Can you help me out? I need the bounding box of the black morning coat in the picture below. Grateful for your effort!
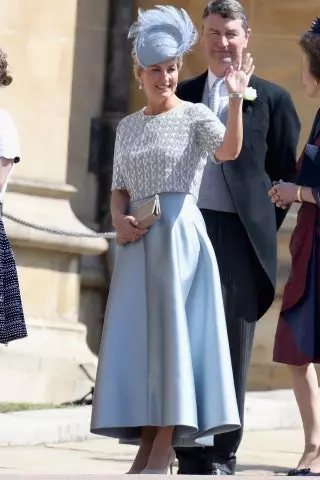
[176,73,301,318]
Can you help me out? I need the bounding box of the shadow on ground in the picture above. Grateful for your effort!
[238,464,288,475]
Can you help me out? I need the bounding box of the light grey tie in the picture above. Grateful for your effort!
[209,78,224,116]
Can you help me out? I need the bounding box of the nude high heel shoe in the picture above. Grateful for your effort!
[126,444,152,474]
[141,448,176,474]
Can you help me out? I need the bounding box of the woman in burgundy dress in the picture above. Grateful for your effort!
[269,19,320,477]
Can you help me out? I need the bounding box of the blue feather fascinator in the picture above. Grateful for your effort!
[128,5,198,69]
[309,18,320,35]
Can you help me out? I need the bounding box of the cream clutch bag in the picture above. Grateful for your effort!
[134,194,161,229]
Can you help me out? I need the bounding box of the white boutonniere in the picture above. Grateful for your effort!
[244,87,257,101]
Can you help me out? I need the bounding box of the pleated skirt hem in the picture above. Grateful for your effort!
[91,421,241,447]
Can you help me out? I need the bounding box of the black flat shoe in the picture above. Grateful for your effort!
[288,468,311,476]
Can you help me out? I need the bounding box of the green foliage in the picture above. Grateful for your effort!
[0,403,74,413]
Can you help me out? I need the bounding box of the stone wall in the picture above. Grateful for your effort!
[130,0,320,390]
[0,0,107,403]
[66,0,109,226]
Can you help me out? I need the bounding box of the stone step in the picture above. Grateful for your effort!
[0,389,301,447]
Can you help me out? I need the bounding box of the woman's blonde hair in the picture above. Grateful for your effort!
[132,49,183,80]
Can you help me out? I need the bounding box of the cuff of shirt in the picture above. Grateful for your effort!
[212,155,220,164]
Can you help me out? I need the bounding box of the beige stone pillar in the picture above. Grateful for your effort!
[0,0,108,403]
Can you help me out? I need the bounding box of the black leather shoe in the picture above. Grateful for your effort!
[211,459,236,476]
[212,467,232,475]
[177,459,210,475]
[177,463,214,475]
[177,460,230,475]
[176,450,236,476]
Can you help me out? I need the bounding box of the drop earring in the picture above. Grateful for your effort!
[138,80,143,90]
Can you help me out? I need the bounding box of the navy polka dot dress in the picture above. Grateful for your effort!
[0,109,27,344]
[0,203,26,344]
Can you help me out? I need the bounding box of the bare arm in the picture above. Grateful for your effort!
[111,189,130,227]
[0,157,15,193]
[110,123,147,244]
[215,98,243,162]
[215,53,255,162]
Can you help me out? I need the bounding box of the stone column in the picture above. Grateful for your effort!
[0,0,107,403]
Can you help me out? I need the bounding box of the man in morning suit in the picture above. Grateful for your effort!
[175,0,301,475]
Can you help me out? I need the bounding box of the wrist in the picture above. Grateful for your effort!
[228,96,243,107]
[228,92,244,99]
[112,213,125,228]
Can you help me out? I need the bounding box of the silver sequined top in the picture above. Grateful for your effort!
[111,101,225,201]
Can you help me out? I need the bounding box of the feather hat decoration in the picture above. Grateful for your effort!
[309,18,320,35]
[128,5,198,69]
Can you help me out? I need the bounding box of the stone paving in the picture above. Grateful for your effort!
[0,428,304,477]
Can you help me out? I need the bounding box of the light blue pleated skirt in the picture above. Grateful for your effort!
[90,193,240,446]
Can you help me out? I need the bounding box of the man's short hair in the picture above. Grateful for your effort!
[202,0,249,32]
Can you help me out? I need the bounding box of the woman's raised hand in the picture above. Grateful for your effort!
[225,53,255,95]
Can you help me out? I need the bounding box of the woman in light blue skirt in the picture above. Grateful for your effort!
[90,5,255,474]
